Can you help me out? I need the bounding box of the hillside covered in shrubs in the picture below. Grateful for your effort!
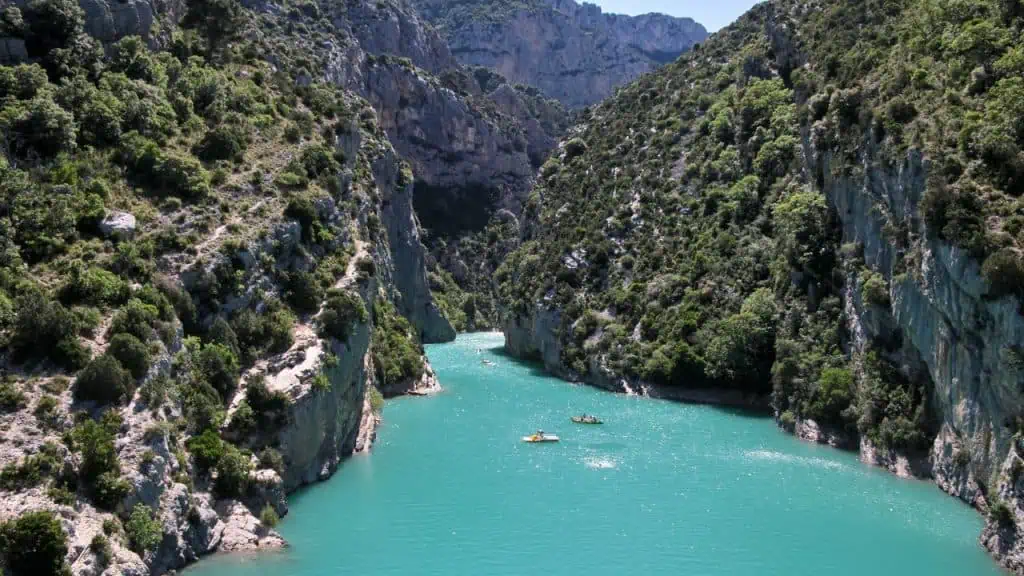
[499,0,1024,569]
[0,0,455,573]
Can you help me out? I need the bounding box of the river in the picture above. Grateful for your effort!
[186,332,1001,575]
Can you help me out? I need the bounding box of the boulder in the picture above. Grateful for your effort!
[100,211,137,240]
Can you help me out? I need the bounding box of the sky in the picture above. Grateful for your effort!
[590,0,759,32]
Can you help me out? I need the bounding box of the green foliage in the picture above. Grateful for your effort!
[125,504,162,554]
[982,248,1024,299]
[60,266,130,308]
[991,500,1015,527]
[107,333,152,379]
[70,414,129,509]
[859,269,890,307]
[186,429,225,471]
[0,381,27,412]
[368,385,384,413]
[259,503,280,527]
[196,342,240,400]
[318,289,367,341]
[74,354,134,405]
[371,298,424,389]
[0,510,69,576]
[213,443,250,498]
[13,287,90,370]
[90,534,112,567]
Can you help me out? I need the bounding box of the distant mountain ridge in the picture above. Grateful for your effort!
[412,0,709,108]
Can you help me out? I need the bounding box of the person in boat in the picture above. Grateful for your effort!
[536,429,544,438]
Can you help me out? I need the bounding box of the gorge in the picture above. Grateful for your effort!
[1,0,1023,574]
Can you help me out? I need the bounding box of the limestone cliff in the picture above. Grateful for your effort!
[413,0,708,108]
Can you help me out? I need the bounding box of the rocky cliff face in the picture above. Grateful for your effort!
[414,0,708,108]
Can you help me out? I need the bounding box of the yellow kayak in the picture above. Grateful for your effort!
[522,434,560,443]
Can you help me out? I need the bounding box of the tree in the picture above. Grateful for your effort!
[125,504,162,554]
[21,0,84,57]
[107,333,152,379]
[182,0,243,55]
[0,510,68,576]
[74,354,134,405]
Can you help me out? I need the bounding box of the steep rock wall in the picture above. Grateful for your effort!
[414,0,707,108]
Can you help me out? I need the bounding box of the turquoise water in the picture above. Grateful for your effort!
[188,332,1001,576]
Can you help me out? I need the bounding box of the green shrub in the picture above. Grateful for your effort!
[0,510,69,576]
[186,429,225,472]
[214,444,250,498]
[14,288,89,370]
[245,376,289,429]
[859,269,890,307]
[258,448,284,473]
[991,500,1016,528]
[371,299,424,388]
[109,298,160,341]
[90,533,113,567]
[74,354,134,405]
[778,410,797,430]
[318,290,367,341]
[368,385,384,413]
[60,266,130,307]
[0,381,27,412]
[197,121,249,162]
[196,343,240,399]
[107,333,152,379]
[983,248,1024,299]
[34,394,60,428]
[125,504,162,554]
[259,504,279,527]
[71,415,129,510]
[284,270,324,314]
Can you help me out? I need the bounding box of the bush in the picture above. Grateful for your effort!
[185,429,225,472]
[246,377,289,429]
[107,333,152,379]
[125,504,162,554]
[0,381,27,412]
[196,343,240,399]
[90,533,113,567]
[991,500,1016,528]
[259,503,279,527]
[74,354,134,405]
[983,248,1024,299]
[60,266,130,307]
[109,298,160,341]
[859,270,890,307]
[368,386,384,413]
[2,96,78,159]
[71,415,128,509]
[318,290,367,341]
[258,448,284,474]
[214,444,250,498]
[284,270,324,314]
[197,121,249,162]
[14,288,88,370]
[0,510,69,576]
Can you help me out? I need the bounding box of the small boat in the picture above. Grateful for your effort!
[522,430,559,443]
[481,359,495,366]
[571,415,602,425]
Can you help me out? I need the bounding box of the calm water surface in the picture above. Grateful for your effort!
[187,332,1001,575]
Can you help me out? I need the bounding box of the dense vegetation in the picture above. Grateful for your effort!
[499,0,1024,453]
[0,0,430,570]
